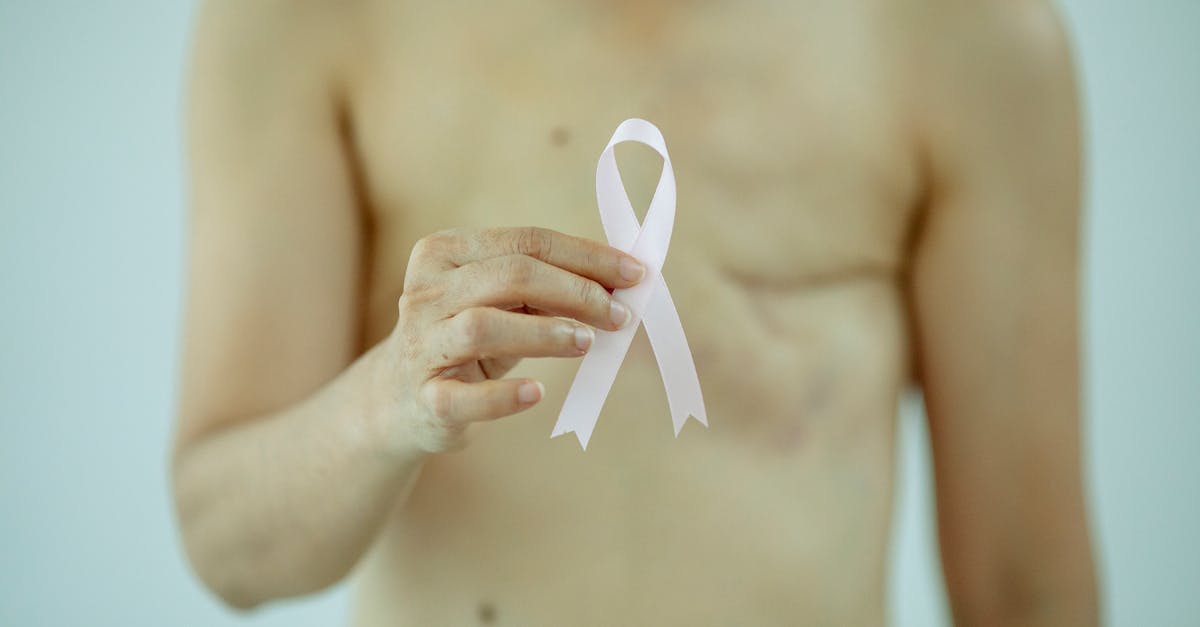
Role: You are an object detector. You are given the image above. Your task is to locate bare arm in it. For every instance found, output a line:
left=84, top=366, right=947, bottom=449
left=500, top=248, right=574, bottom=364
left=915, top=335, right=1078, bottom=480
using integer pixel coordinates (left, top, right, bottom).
left=172, top=1, right=643, bottom=609
left=910, top=2, right=1098, bottom=624
left=172, top=0, right=402, bottom=608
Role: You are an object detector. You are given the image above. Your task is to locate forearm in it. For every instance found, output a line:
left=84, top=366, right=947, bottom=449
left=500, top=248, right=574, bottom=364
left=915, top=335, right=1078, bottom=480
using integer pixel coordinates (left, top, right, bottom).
left=171, top=346, right=424, bottom=609
left=171, top=226, right=637, bottom=608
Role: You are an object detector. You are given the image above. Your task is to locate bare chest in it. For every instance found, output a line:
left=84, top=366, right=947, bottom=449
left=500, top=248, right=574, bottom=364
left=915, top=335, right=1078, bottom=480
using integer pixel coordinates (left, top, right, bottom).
left=346, top=6, right=922, bottom=620
left=347, top=0, right=921, bottom=342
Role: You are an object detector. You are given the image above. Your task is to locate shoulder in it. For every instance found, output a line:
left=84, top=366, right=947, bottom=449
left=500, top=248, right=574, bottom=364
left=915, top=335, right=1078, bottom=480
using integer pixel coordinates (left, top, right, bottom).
left=189, top=0, right=364, bottom=104
left=913, top=0, right=1077, bottom=120
left=905, top=0, right=1080, bottom=191
left=193, top=0, right=361, bottom=45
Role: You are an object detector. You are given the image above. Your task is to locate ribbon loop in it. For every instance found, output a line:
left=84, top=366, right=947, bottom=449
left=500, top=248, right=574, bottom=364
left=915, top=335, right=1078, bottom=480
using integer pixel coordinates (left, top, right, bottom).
left=551, top=119, right=708, bottom=450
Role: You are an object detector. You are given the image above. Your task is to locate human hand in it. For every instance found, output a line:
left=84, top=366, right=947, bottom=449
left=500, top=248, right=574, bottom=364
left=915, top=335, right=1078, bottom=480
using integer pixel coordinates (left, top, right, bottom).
left=370, top=227, right=645, bottom=454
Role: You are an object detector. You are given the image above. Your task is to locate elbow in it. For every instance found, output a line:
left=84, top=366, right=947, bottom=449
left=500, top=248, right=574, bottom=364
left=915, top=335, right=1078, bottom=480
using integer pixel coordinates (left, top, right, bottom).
left=170, top=445, right=269, bottom=612
left=213, top=584, right=265, bottom=613
left=172, top=487, right=337, bottom=613
left=173, top=521, right=260, bottom=610
left=201, top=565, right=271, bottom=612
left=168, top=428, right=355, bottom=609
left=186, top=556, right=265, bottom=612
left=190, top=549, right=343, bottom=613
left=174, top=507, right=269, bottom=612
left=176, top=512, right=272, bottom=612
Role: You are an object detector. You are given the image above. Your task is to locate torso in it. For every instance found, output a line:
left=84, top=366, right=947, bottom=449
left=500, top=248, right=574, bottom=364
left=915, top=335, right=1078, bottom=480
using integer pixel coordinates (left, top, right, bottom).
left=344, top=1, right=922, bottom=624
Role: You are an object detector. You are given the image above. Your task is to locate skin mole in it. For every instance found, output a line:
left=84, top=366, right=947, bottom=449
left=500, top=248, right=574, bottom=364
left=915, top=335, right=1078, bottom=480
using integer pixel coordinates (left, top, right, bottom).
left=549, top=125, right=570, bottom=147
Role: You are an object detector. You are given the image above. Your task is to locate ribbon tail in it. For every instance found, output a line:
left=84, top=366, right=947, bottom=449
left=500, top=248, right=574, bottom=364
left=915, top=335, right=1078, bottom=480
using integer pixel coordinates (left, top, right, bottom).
left=551, top=317, right=640, bottom=450
left=641, top=276, right=708, bottom=436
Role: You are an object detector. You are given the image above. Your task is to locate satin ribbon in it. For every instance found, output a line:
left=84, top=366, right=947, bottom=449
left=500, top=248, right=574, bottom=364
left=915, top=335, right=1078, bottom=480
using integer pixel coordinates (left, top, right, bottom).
left=551, top=118, right=708, bottom=450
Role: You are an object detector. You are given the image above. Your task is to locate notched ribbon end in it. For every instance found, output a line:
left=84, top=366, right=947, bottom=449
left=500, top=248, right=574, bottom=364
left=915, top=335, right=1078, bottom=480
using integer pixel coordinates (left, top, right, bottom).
left=671, top=408, right=709, bottom=437
left=550, top=423, right=594, bottom=451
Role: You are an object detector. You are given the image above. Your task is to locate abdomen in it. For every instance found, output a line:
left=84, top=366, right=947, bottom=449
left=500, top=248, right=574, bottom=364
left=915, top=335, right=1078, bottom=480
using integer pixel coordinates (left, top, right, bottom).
left=352, top=272, right=908, bottom=626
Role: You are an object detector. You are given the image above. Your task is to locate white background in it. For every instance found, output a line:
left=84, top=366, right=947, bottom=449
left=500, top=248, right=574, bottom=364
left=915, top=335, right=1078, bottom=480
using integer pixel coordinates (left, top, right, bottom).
left=1, top=1, right=1197, bottom=625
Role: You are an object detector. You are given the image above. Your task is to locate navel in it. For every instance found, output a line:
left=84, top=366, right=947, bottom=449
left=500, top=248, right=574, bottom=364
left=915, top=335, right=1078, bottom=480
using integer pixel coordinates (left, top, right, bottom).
left=477, top=600, right=497, bottom=624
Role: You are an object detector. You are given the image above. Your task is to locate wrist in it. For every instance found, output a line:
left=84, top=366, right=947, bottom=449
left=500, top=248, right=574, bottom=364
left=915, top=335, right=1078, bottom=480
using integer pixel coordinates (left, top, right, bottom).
left=358, top=342, right=432, bottom=465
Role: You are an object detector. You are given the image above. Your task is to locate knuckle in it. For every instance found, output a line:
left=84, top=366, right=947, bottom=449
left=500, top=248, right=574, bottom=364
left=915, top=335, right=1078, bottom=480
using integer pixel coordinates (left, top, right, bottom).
left=406, top=236, right=446, bottom=292
left=578, top=278, right=604, bottom=310
left=516, top=226, right=553, bottom=259
left=501, top=255, right=536, bottom=287
left=583, top=248, right=603, bottom=275
left=409, top=235, right=437, bottom=263
left=411, top=229, right=462, bottom=262
left=430, top=227, right=466, bottom=246
left=456, top=308, right=490, bottom=346
left=396, top=291, right=423, bottom=318
left=546, top=320, right=573, bottom=350
left=477, top=227, right=504, bottom=246
left=402, top=266, right=426, bottom=292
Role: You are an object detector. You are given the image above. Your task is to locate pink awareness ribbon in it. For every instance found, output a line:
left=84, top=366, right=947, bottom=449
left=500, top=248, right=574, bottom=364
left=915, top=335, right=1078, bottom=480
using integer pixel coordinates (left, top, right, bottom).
left=551, top=118, right=708, bottom=450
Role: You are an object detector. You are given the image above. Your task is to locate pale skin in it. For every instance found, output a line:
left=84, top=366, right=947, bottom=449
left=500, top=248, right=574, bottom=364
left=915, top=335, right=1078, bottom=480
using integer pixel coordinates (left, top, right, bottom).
left=173, top=0, right=1098, bottom=625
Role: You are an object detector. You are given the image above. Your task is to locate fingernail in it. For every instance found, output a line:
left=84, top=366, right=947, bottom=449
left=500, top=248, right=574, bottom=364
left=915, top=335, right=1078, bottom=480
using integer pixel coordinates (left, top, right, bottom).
left=610, top=300, right=631, bottom=328
left=574, top=325, right=594, bottom=352
left=619, top=256, right=646, bottom=283
left=518, top=381, right=543, bottom=405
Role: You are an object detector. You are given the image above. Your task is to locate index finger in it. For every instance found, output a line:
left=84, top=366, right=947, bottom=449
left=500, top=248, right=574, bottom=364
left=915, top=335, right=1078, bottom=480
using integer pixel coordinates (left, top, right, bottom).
left=455, top=227, right=646, bottom=289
